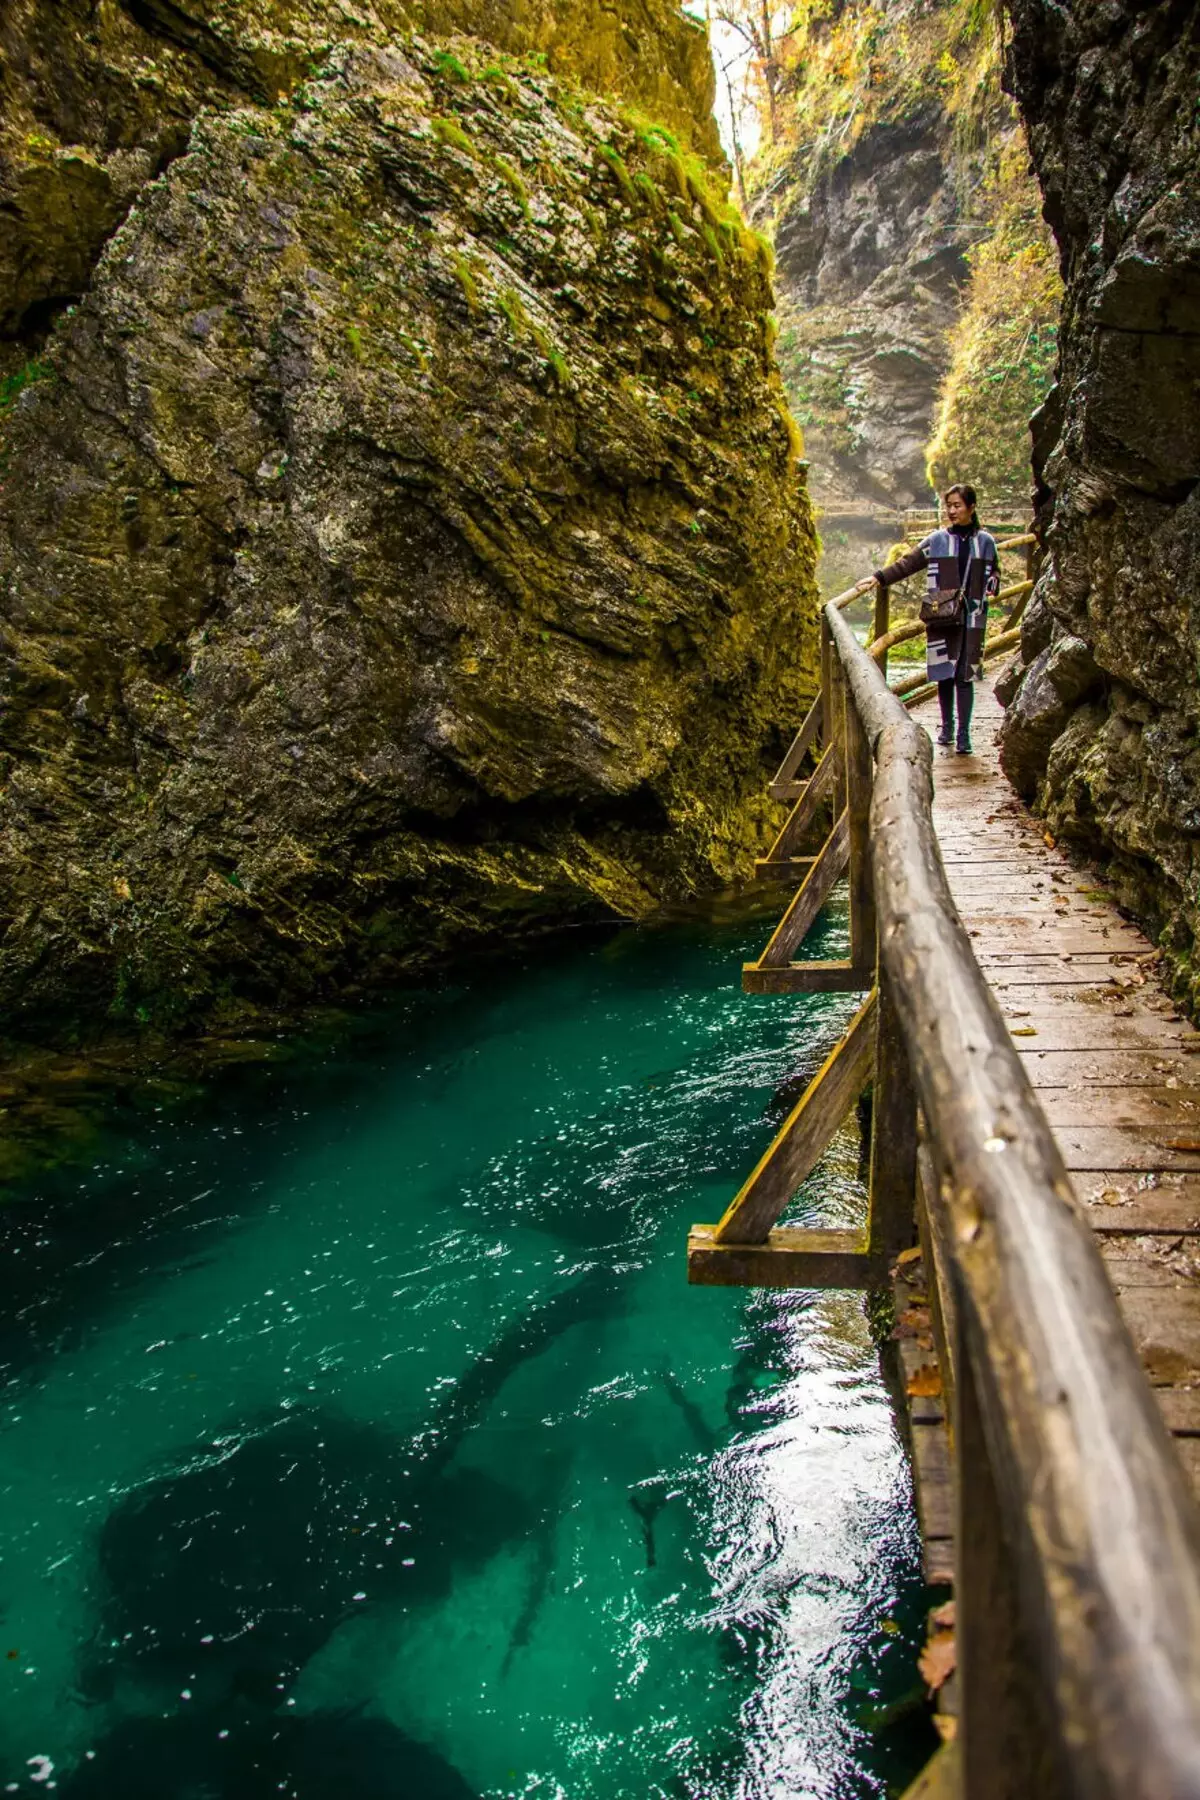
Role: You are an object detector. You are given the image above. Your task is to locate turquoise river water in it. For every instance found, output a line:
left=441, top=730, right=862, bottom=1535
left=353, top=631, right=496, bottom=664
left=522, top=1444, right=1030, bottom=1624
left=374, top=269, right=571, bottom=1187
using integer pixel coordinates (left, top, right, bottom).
left=0, top=907, right=935, bottom=1798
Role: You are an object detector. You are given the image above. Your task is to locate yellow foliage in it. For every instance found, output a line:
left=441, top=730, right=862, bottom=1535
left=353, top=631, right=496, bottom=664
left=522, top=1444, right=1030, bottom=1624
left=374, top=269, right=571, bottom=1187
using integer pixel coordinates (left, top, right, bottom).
left=926, top=144, right=1062, bottom=497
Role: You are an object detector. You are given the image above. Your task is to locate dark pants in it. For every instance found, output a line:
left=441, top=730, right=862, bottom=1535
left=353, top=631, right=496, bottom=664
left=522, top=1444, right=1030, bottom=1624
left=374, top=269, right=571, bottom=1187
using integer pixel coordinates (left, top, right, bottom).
left=938, top=678, right=974, bottom=745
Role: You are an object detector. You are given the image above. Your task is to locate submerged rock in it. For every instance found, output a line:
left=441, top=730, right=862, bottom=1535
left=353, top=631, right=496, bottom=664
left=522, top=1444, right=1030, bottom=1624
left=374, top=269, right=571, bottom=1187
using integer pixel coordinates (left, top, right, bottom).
left=996, top=0, right=1200, bottom=990
left=0, top=33, right=817, bottom=1042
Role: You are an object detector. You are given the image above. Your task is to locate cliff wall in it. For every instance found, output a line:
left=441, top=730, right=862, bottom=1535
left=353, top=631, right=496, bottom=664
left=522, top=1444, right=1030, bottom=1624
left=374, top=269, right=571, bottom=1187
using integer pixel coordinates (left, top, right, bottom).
left=0, top=0, right=723, bottom=351
left=0, top=13, right=816, bottom=1044
left=748, top=0, right=1058, bottom=581
left=997, top=0, right=1200, bottom=1002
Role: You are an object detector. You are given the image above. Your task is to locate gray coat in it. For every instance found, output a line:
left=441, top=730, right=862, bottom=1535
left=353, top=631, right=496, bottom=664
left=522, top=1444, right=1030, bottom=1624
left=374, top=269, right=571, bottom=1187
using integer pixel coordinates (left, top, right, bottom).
left=875, top=528, right=1000, bottom=684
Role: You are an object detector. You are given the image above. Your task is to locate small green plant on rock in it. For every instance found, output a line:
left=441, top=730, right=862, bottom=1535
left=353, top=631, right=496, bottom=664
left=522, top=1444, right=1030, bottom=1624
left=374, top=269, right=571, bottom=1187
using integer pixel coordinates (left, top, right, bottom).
left=432, top=116, right=474, bottom=157
left=451, top=253, right=483, bottom=313
left=597, top=144, right=637, bottom=206
left=431, top=49, right=472, bottom=84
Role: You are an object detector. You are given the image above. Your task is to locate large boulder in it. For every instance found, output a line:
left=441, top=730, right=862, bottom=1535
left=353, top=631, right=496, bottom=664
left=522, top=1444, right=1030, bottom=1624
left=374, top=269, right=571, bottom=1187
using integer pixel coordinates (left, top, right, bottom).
left=0, top=37, right=816, bottom=1043
left=0, top=0, right=723, bottom=347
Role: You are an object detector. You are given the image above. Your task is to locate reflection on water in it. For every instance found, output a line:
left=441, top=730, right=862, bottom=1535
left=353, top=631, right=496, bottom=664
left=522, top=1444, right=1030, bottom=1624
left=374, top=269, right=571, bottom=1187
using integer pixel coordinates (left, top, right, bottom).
left=0, top=907, right=934, bottom=1797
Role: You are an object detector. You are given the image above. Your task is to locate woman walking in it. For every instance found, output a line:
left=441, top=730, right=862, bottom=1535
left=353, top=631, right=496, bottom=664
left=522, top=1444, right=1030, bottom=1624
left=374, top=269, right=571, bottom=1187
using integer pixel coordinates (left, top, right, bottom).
left=871, top=484, right=1000, bottom=754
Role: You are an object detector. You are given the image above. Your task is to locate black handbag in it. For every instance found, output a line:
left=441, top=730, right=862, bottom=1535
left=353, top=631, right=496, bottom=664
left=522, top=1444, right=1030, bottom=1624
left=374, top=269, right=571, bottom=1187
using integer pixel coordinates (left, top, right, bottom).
left=919, top=581, right=966, bottom=627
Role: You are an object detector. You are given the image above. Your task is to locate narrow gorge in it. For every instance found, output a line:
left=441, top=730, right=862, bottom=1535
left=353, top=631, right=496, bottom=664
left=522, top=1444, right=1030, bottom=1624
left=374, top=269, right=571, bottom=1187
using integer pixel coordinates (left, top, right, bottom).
left=0, top=0, right=817, bottom=1050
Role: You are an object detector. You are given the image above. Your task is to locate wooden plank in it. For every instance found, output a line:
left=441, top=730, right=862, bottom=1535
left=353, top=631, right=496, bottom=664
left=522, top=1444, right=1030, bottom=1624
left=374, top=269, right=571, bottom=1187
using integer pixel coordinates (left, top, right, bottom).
left=1035, top=1087, right=1200, bottom=1128
left=712, top=989, right=878, bottom=1243
left=999, top=1017, right=1192, bottom=1053
left=1157, top=1389, right=1200, bottom=1435
left=761, top=736, right=841, bottom=866
left=768, top=690, right=824, bottom=798
left=1023, top=1049, right=1200, bottom=1088
left=845, top=691, right=877, bottom=970
left=687, top=1225, right=886, bottom=1289
left=899, top=1742, right=961, bottom=1800
left=753, top=854, right=815, bottom=880
left=742, top=959, right=872, bottom=995
left=868, top=973, right=919, bottom=1260
left=1114, top=1288, right=1200, bottom=1386
left=1054, top=1127, right=1200, bottom=1172
left=912, top=1419, right=955, bottom=1542
left=756, top=810, right=850, bottom=967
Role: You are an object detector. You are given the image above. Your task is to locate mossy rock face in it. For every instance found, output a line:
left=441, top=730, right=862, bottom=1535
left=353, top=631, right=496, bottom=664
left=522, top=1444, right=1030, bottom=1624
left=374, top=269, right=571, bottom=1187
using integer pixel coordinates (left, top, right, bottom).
left=0, top=39, right=816, bottom=1041
left=0, top=0, right=722, bottom=343
left=997, top=0, right=1200, bottom=986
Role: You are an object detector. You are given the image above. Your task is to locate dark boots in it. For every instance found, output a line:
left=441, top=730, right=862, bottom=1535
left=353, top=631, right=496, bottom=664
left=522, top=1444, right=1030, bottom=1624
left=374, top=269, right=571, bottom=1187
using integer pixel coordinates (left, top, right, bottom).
left=937, top=679, right=973, bottom=754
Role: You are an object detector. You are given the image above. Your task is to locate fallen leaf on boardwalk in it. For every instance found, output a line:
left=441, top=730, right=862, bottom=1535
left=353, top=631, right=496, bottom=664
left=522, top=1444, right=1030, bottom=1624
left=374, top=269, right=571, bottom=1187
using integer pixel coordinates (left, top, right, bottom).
left=893, top=1305, right=931, bottom=1338
left=933, top=1714, right=959, bottom=1743
left=1044, top=832, right=1057, bottom=848
left=919, top=1629, right=957, bottom=1693
left=1010, top=1026, right=1038, bottom=1037
left=896, top=1246, right=923, bottom=1266
left=930, top=1600, right=956, bottom=1630
left=906, top=1364, right=942, bottom=1398
left=1167, top=1139, right=1200, bottom=1152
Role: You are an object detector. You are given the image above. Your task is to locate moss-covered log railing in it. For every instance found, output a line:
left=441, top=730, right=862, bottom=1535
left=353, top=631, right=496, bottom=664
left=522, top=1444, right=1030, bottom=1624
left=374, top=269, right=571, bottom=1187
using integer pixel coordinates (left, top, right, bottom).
left=688, top=598, right=1200, bottom=1798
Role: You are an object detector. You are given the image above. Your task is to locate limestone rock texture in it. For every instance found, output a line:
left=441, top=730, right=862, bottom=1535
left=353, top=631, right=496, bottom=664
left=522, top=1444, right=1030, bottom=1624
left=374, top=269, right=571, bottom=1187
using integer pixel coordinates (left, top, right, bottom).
left=0, top=0, right=722, bottom=351
left=0, top=30, right=816, bottom=1042
left=749, top=0, right=1059, bottom=587
left=997, top=0, right=1200, bottom=996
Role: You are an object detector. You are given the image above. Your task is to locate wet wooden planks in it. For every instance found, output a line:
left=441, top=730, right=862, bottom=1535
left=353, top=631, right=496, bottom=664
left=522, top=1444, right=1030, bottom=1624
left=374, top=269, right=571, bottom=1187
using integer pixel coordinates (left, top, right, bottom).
left=904, top=674, right=1200, bottom=1580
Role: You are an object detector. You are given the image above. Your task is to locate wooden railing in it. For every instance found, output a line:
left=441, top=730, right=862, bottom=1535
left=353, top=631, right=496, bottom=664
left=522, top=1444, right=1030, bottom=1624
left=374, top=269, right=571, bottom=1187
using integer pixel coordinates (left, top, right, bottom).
left=688, top=594, right=1200, bottom=1797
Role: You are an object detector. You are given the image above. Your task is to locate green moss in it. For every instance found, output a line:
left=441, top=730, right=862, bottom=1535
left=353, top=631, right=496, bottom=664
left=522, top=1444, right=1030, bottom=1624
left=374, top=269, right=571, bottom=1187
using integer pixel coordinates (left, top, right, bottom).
left=344, top=323, right=364, bottom=361
left=431, top=49, right=472, bottom=84
left=0, top=358, right=54, bottom=413
left=496, top=288, right=528, bottom=337
left=597, top=143, right=637, bottom=206
left=432, top=115, right=474, bottom=157
left=926, top=141, right=1062, bottom=495
left=451, top=252, right=482, bottom=313
left=633, top=170, right=663, bottom=212
left=700, top=222, right=724, bottom=264
left=492, top=156, right=530, bottom=214
left=666, top=209, right=689, bottom=246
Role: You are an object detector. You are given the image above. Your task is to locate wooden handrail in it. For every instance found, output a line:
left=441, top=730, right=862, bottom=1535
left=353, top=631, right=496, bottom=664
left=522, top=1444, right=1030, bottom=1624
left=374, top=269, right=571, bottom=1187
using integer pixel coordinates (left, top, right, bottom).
left=825, top=599, right=1200, bottom=1799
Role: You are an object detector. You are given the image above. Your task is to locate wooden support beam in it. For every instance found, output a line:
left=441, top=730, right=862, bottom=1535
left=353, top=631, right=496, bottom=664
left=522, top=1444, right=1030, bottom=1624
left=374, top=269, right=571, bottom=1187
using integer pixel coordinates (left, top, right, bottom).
left=753, top=854, right=816, bottom=881
left=760, top=735, right=841, bottom=867
left=757, top=810, right=850, bottom=967
left=867, top=973, right=919, bottom=1262
left=742, top=959, right=874, bottom=994
left=846, top=699, right=876, bottom=972
left=712, top=988, right=879, bottom=1244
left=768, top=692, right=823, bottom=800
left=872, top=579, right=890, bottom=679
left=687, top=1225, right=887, bottom=1289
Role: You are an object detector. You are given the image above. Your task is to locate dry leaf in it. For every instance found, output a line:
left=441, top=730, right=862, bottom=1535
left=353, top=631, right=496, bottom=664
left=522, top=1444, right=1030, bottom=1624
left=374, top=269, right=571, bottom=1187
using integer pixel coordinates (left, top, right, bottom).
left=933, top=1714, right=959, bottom=1743
left=1043, top=832, right=1056, bottom=847
left=893, top=1305, right=931, bottom=1340
left=1010, top=1026, right=1038, bottom=1037
left=929, top=1600, right=956, bottom=1630
left=906, top=1364, right=943, bottom=1399
left=919, top=1628, right=957, bottom=1693
left=896, top=1246, right=923, bottom=1267
left=1167, top=1139, right=1200, bottom=1152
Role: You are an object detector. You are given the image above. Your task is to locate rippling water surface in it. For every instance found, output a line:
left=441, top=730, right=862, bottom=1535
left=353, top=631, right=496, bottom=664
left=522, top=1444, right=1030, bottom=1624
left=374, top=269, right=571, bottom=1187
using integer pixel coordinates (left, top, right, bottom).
left=0, top=909, right=934, bottom=1797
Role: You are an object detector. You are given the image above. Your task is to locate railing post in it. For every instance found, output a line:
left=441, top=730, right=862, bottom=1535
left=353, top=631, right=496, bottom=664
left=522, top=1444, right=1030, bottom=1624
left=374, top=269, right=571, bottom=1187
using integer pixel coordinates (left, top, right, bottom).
left=955, top=1307, right=1068, bottom=1800
left=820, top=610, right=833, bottom=751
left=844, top=682, right=876, bottom=977
left=872, top=579, right=890, bottom=679
left=867, top=970, right=917, bottom=1262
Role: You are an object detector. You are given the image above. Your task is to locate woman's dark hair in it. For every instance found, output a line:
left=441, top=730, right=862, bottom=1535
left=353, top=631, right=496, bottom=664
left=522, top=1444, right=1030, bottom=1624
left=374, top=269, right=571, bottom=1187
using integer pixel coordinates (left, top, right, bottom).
left=944, top=482, right=978, bottom=522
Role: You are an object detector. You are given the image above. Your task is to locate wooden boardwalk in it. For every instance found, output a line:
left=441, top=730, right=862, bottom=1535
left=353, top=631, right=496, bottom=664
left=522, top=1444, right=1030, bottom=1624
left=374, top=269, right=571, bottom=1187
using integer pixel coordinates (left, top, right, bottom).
left=904, top=671, right=1200, bottom=1584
